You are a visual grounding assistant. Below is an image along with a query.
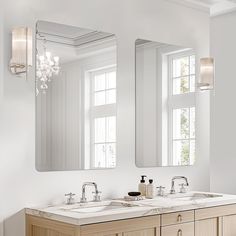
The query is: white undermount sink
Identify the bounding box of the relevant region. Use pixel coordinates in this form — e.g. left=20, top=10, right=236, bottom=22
left=61, top=201, right=139, bottom=214
left=167, top=192, right=223, bottom=201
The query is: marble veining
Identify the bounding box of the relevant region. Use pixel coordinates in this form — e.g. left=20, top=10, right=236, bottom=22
left=25, top=192, right=236, bottom=226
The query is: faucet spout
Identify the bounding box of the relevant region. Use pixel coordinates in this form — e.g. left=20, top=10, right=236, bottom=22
left=81, top=182, right=101, bottom=203
left=170, top=176, right=189, bottom=194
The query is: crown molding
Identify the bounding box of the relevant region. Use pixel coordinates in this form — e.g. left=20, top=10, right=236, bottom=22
left=168, top=0, right=236, bottom=17
left=167, top=0, right=236, bottom=16
left=211, top=1, right=236, bottom=16
left=166, top=0, right=210, bottom=13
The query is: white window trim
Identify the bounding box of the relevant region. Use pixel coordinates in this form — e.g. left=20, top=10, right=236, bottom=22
left=167, top=50, right=196, bottom=166
left=89, top=67, right=117, bottom=169
left=78, top=52, right=116, bottom=169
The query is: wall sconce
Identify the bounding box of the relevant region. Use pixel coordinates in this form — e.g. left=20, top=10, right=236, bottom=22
left=9, top=27, right=32, bottom=76
left=198, top=57, right=215, bottom=91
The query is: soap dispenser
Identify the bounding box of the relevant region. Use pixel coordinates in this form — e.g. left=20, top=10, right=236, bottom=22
left=146, top=179, right=155, bottom=199
left=138, top=175, right=147, bottom=196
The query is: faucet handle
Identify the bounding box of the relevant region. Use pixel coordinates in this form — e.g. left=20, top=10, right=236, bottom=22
left=179, top=183, right=188, bottom=193
left=65, top=192, right=76, bottom=205
left=156, top=186, right=166, bottom=196
left=92, top=191, right=102, bottom=202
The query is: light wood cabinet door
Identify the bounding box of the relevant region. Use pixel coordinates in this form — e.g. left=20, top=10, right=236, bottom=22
left=85, top=228, right=158, bottom=236
left=31, top=225, right=73, bottom=236
left=223, top=214, right=236, bottom=236
left=123, top=228, right=157, bottom=236
left=89, top=234, right=122, bottom=236
left=161, top=222, right=194, bottom=236
left=26, top=215, right=80, bottom=236
left=87, top=229, right=158, bottom=236
left=195, top=218, right=221, bottom=236
left=81, top=215, right=160, bottom=236
left=27, top=215, right=160, bottom=236
left=122, top=228, right=159, bottom=236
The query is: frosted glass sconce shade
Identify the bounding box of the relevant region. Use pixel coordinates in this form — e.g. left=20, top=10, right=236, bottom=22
left=9, top=27, right=32, bottom=75
left=198, top=57, right=215, bottom=90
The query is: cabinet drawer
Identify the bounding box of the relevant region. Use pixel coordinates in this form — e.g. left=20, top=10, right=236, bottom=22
left=161, top=222, right=194, bottom=236
left=195, top=204, right=236, bottom=220
left=161, top=211, right=194, bottom=226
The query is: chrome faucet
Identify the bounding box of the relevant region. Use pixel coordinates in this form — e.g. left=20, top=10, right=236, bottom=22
left=65, top=192, right=76, bottom=205
left=170, top=176, right=189, bottom=194
left=80, top=182, right=101, bottom=203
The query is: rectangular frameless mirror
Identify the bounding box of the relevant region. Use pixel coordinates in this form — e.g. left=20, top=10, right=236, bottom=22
left=135, top=39, right=196, bottom=167
left=36, top=21, right=117, bottom=171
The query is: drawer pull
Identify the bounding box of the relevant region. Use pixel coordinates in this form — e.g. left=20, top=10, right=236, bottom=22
left=177, top=214, right=182, bottom=222
left=178, top=229, right=182, bottom=236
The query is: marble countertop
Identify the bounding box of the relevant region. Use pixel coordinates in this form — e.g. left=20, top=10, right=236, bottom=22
left=25, top=192, right=236, bottom=226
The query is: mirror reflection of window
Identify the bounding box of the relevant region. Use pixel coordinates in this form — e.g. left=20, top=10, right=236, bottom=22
left=135, top=39, right=196, bottom=167
left=90, top=68, right=116, bottom=169
left=169, top=53, right=196, bottom=166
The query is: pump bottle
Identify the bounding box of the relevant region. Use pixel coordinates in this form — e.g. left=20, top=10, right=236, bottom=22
left=138, top=175, right=147, bottom=196
left=146, top=179, right=155, bottom=199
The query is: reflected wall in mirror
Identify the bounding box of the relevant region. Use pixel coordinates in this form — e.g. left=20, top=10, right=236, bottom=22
left=135, top=39, right=196, bottom=167
left=36, top=21, right=117, bottom=171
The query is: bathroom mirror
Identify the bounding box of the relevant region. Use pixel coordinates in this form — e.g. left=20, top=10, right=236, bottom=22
left=36, top=21, right=117, bottom=171
left=135, top=39, right=196, bottom=167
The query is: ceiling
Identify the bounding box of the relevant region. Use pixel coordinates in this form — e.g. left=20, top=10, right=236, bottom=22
left=170, top=0, right=236, bottom=16
left=37, top=21, right=114, bottom=46
left=36, top=21, right=116, bottom=64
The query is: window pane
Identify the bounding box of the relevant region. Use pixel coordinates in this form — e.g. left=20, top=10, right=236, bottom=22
left=95, top=118, right=105, bottom=143
left=190, top=107, right=195, bottom=138
left=106, top=143, right=116, bottom=168
left=106, top=89, right=116, bottom=104
left=173, top=57, right=189, bottom=78
left=181, top=140, right=190, bottom=165
left=106, top=116, right=116, bottom=142
left=173, top=78, right=181, bottom=95
left=94, top=91, right=106, bottom=106
left=173, top=77, right=189, bottom=95
left=190, top=75, right=195, bottom=92
left=94, top=144, right=106, bottom=168
left=170, top=54, right=196, bottom=166
left=94, top=73, right=106, bottom=91
left=190, top=55, right=195, bottom=75
left=190, top=140, right=195, bottom=165
left=173, top=140, right=190, bottom=165
left=107, top=71, right=116, bottom=89
left=173, top=108, right=189, bottom=139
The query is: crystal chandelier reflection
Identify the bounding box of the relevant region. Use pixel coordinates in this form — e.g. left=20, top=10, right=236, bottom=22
left=36, top=38, right=60, bottom=95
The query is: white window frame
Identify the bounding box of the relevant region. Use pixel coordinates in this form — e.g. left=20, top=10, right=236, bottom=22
left=167, top=50, right=196, bottom=166
left=89, top=67, right=116, bottom=169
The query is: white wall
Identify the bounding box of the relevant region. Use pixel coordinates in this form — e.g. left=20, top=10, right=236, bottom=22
left=36, top=61, right=83, bottom=171
left=210, top=12, right=236, bottom=194
left=0, top=1, right=210, bottom=236
left=136, top=44, right=159, bottom=167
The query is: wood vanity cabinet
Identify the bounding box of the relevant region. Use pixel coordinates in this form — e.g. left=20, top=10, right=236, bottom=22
left=26, top=215, right=80, bottom=236
left=80, top=215, right=160, bottom=236
left=26, top=215, right=160, bottom=236
left=195, top=218, right=220, bottom=236
left=223, top=214, right=236, bottom=236
left=195, top=204, right=236, bottom=236
left=26, top=204, right=236, bottom=236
